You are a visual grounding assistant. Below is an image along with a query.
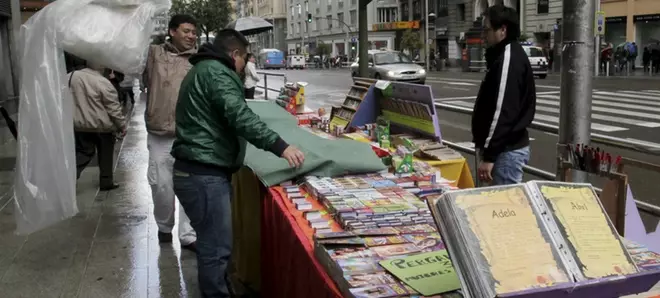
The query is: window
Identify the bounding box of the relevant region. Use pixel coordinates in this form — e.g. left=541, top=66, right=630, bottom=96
left=305, top=0, right=308, bottom=12
left=373, top=52, right=412, bottom=65
left=338, top=12, right=344, bottom=25
left=338, top=0, right=343, bottom=9
left=314, top=17, right=320, bottom=30
left=295, top=22, right=299, bottom=34
left=303, top=21, right=307, bottom=33
left=350, top=10, right=357, bottom=25
left=327, top=15, right=333, bottom=29
left=377, top=7, right=397, bottom=23
left=351, top=0, right=356, bottom=6
left=290, top=5, right=294, bottom=17
left=437, top=0, right=448, bottom=17
left=524, top=47, right=545, bottom=57
left=290, top=23, right=295, bottom=35
left=537, top=0, right=549, bottom=14
left=457, top=4, right=466, bottom=21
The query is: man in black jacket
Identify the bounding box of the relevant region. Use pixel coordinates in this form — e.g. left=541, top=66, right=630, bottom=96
left=472, top=5, right=536, bottom=185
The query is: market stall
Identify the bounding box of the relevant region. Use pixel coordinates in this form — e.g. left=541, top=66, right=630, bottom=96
left=229, top=79, right=660, bottom=298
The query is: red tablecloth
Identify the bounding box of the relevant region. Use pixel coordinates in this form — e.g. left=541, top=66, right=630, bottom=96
left=261, top=188, right=343, bottom=298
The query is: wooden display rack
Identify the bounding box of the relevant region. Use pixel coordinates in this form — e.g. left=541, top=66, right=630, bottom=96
left=556, top=144, right=628, bottom=235
left=328, top=77, right=375, bottom=131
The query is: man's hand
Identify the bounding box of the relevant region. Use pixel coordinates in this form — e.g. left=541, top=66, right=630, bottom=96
left=281, top=146, right=305, bottom=168
left=478, top=162, right=494, bottom=183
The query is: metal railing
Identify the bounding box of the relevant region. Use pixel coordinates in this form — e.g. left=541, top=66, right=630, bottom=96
left=436, top=102, right=660, bottom=216
left=255, top=71, right=287, bottom=100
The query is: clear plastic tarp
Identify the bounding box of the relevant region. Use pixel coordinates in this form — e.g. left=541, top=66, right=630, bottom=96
left=14, top=0, right=170, bottom=234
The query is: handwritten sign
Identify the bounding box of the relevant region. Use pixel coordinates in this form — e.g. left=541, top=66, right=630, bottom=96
left=379, top=250, right=461, bottom=296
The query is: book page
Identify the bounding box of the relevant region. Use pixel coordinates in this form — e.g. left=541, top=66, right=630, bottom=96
left=541, top=185, right=637, bottom=278
left=455, top=187, right=569, bottom=294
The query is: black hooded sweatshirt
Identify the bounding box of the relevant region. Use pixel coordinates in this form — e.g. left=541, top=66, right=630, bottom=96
left=472, top=39, right=536, bottom=162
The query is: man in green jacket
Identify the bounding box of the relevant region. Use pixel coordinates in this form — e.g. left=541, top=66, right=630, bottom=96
left=171, top=29, right=304, bottom=297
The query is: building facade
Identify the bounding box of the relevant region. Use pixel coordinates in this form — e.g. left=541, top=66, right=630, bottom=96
left=447, top=0, right=521, bottom=65
left=601, top=0, right=660, bottom=48
left=285, top=0, right=398, bottom=58
left=243, top=0, right=288, bottom=54
left=523, top=0, right=559, bottom=47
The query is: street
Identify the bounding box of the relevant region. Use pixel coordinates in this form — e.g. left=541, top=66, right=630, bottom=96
left=258, top=68, right=660, bottom=229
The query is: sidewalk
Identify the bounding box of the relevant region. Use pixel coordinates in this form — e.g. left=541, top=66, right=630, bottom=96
left=0, top=97, right=198, bottom=297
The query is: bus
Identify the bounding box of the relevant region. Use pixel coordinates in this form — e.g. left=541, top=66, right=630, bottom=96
left=258, top=49, right=285, bottom=69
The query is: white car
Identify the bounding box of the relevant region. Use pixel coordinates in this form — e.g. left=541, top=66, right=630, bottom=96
left=523, top=45, right=549, bottom=79
left=350, top=50, right=426, bottom=84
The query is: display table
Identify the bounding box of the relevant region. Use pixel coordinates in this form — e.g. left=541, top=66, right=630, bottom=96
left=261, top=187, right=343, bottom=298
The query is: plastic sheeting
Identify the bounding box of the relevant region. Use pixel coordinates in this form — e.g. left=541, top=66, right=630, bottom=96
left=14, top=0, right=170, bottom=234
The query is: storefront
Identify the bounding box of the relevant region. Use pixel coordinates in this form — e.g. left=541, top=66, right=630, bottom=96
left=635, top=14, right=660, bottom=47
left=605, top=16, right=627, bottom=47
left=0, top=0, right=18, bottom=145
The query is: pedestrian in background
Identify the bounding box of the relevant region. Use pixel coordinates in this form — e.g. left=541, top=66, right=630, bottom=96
left=472, top=5, right=536, bottom=186
left=171, top=29, right=304, bottom=297
left=643, top=47, right=651, bottom=73
left=244, top=53, right=259, bottom=99
left=143, top=14, right=198, bottom=251
left=69, top=62, right=126, bottom=190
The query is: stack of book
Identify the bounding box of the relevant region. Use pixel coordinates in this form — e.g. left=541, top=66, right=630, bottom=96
left=429, top=181, right=656, bottom=297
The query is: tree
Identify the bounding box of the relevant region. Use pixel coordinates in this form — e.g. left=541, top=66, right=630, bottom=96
left=400, top=29, right=423, bottom=56
left=170, top=0, right=232, bottom=42
left=316, top=41, right=332, bottom=58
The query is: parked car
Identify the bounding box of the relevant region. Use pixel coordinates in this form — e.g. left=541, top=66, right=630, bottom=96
left=350, top=50, right=426, bottom=84
left=522, top=44, right=549, bottom=79
left=286, top=55, right=306, bottom=69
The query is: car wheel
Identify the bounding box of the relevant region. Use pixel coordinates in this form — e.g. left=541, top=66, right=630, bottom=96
left=539, top=74, right=547, bottom=79
left=374, top=73, right=381, bottom=79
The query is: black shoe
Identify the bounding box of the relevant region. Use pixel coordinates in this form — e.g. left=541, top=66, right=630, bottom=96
left=182, top=242, right=197, bottom=253
left=158, top=232, right=173, bottom=243
left=99, top=183, right=120, bottom=191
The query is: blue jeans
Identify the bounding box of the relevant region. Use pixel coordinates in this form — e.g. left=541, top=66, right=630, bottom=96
left=491, top=146, right=530, bottom=186
left=172, top=170, right=233, bottom=298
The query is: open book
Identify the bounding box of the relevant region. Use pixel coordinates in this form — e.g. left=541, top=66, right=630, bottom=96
left=428, top=181, right=658, bottom=298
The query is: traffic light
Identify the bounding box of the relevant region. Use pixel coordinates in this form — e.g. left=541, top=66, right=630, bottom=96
left=307, top=13, right=312, bottom=23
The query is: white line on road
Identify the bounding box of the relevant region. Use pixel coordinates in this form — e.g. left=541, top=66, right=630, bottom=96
left=536, top=96, right=660, bottom=123
left=624, top=138, right=660, bottom=149
left=593, top=95, right=660, bottom=107
left=539, top=95, right=660, bottom=113
left=536, top=85, right=561, bottom=89
left=621, top=90, right=660, bottom=97
left=446, top=100, right=629, bottom=132
left=594, top=91, right=660, bottom=101
left=644, top=90, right=660, bottom=94
left=435, top=96, right=477, bottom=101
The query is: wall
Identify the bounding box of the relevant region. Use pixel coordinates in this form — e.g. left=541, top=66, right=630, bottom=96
left=524, top=0, right=561, bottom=45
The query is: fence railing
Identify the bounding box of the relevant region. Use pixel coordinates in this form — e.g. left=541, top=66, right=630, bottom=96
left=435, top=102, right=660, bottom=217
left=255, top=71, right=287, bottom=100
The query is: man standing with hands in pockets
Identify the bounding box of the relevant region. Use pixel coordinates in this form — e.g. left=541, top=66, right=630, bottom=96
left=472, top=5, right=536, bottom=186
left=143, top=14, right=199, bottom=251
left=171, top=29, right=304, bottom=297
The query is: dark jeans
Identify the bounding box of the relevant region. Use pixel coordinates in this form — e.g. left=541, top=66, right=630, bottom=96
left=75, top=131, right=115, bottom=187
left=244, top=87, right=256, bottom=99
left=172, top=170, right=233, bottom=298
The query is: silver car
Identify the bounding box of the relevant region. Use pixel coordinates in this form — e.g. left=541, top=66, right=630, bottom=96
left=351, top=50, right=427, bottom=84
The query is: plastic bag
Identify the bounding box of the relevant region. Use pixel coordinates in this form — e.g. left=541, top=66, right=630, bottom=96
left=14, top=0, right=170, bottom=235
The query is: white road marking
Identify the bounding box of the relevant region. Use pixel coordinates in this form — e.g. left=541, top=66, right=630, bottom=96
left=644, top=90, right=660, bottom=94
left=621, top=90, right=660, bottom=97
left=536, top=85, right=561, bottom=89
left=435, top=96, right=477, bottom=101
left=446, top=100, right=628, bottom=132
left=536, top=96, right=660, bottom=122
left=594, top=91, right=660, bottom=101
left=539, top=95, right=660, bottom=113
left=593, top=95, right=660, bottom=107
left=624, top=138, right=660, bottom=150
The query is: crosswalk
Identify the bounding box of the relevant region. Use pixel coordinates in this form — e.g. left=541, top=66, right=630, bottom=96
left=437, top=89, right=660, bottom=133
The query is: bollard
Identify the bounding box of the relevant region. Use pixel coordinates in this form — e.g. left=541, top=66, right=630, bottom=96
left=264, top=75, right=268, bottom=101
left=606, top=61, right=610, bottom=77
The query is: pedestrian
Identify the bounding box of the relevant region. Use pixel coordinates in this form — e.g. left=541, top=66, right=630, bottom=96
left=652, top=45, right=660, bottom=74
left=472, top=5, right=535, bottom=186
left=68, top=62, right=126, bottom=190
left=171, top=29, right=305, bottom=297
left=244, top=53, right=259, bottom=99
left=143, top=14, right=198, bottom=251
left=632, top=42, right=638, bottom=71
left=119, top=74, right=136, bottom=106
left=643, top=47, right=651, bottom=73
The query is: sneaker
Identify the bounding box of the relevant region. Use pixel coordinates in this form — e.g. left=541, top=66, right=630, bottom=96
left=99, top=183, right=120, bottom=191
left=182, top=242, right=197, bottom=254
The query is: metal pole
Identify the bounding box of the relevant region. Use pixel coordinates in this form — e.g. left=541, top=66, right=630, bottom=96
left=264, top=75, right=268, bottom=100
left=594, top=1, right=600, bottom=77
left=424, top=0, right=429, bottom=71
left=558, top=0, right=595, bottom=183
left=358, top=0, right=369, bottom=77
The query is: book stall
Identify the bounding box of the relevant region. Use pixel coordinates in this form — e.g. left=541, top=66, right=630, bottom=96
left=230, top=79, right=660, bottom=298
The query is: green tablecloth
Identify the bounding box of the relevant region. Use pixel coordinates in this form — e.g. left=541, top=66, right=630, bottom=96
left=244, top=102, right=386, bottom=186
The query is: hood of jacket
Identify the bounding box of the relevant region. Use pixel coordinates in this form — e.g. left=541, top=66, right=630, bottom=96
left=163, top=41, right=198, bottom=56
left=189, top=43, right=236, bottom=72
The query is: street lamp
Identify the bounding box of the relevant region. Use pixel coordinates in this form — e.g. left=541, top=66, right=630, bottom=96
left=425, top=12, right=435, bottom=71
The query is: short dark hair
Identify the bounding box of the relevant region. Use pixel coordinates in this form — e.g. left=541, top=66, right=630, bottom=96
left=484, top=5, right=520, bottom=41
left=168, top=14, right=197, bottom=32
left=246, top=53, right=254, bottom=60
left=212, top=29, right=250, bottom=54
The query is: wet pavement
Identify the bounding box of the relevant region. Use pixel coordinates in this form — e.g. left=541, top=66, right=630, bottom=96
left=0, top=97, right=199, bottom=298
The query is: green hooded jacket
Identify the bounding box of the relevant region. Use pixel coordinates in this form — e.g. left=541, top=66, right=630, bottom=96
left=171, top=44, right=289, bottom=174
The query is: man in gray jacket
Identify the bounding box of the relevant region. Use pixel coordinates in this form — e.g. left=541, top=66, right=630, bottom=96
left=69, top=62, right=126, bottom=190
left=143, top=14, right=198, bottom=251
